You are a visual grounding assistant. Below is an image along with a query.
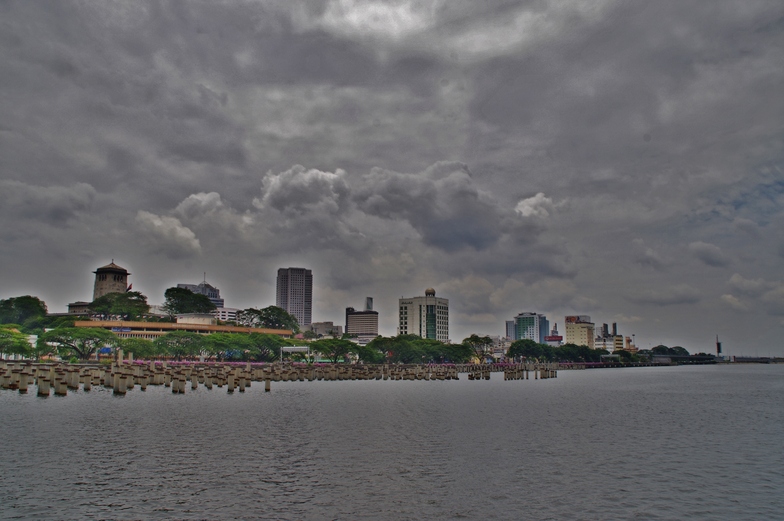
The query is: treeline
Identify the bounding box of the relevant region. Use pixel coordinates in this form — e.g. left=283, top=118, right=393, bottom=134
left=508, top=338, right=612, bottom=362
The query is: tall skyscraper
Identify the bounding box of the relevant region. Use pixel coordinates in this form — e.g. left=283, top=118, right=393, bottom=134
left=398, top=288, right=449, bottom=342
left=93, top=261, right=130, bottom=300
left=276, top=267, right=312, bottom=328
left=346, top=297, right=379, bottom=345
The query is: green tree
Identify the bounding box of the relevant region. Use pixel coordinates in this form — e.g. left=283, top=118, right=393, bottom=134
left=154, top=331, right=206, bottom=361
left=508, top=338, right=546, bottom=360
left=204, top=333, right=253, bottom=361
left=236, top=306, right=300, bottom=332
left=462, top=334, right=494, bottom=363
left=21, top=315, right=75, bottom=335
left=162, top=287, right=217, bottom=318
left=247, top=333, right=284, bottom=362
left=311, top=338, right=356, bottom=363
left=0, top=296, right=48, bottom=325
left=0, top=325, right=32, bottom=358
left=440, top=342, right=474, bottom=363
left=120, top=337, right=160, bottom=360
left=38, top=327, right=118, bottom=361
left=354, top=342, right=385, bottom=364
left=89, top=291, right=150, bottom=320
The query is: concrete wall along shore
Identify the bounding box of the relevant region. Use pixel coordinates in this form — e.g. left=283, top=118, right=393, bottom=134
left=0, top=360, right=558, bottom=396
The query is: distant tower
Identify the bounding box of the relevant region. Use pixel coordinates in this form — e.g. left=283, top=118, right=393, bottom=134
left=93, top=261, right=130, bottom=300
left=276, top=267, right=313, bottom=328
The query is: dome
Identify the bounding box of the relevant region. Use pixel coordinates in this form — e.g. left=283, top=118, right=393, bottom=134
left=425, top=288, right=436, bottom=297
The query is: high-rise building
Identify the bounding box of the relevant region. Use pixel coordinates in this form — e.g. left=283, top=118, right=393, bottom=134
left=93, top=261, right=130, bottom=300
left=505, top=320, right=516, bottom=340
left=398, top=288, right=449, bottom=343
left=177, top=279, right=225, bottom=308
left=513, top=312, right=549, bottom=343
left=346, top=297, right=379, bottom=345
left=565, top=315, right=595, bottom=348
left=276, top=267, right=312, bottom=328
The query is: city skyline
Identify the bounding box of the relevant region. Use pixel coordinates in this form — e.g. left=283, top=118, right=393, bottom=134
left=1, top=2, right=783, bottom=355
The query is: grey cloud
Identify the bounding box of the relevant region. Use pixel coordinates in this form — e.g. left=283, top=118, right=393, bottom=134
left=353, top=162, right=511, bottom=251
left=0, top=180, right=96, bottom=226
left=732, top=218, right=761, bottom=238
left=688, top=241, right=730, bottom=267
left=626, top=284, right=701, bottom=306
left=256, top=165, right=351, bottom=216
left=728, top=273, right=772, bottom=297
left=632, top=239, right=668, bottom=270
left=2, top=1, right=784, bottom=352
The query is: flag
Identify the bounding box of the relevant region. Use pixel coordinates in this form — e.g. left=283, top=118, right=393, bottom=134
left=126, top=283, right=133, bottom=292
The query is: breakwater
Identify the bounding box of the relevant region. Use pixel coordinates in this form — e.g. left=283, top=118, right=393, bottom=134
left=0, top=359, right=558, bottom=396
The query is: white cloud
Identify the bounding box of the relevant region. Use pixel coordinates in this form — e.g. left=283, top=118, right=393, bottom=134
left=720, top=294, right=748, bottom=311
left=515, top=192, right=555, bottom=218
left=135, top=211, right=201, bottom=259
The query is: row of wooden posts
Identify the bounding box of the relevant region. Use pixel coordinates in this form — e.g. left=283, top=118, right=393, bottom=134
left=0, top=359, right=558, bottom=396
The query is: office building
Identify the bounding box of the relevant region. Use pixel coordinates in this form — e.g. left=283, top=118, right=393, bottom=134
left=565, top=315, right=595, bottom=348
left=310, top=321, right=343, bottom=337
left=346, top=297, right=379, bottom=345
left=398, top=288, right=449, bottom=343
left=213, top=307, right=239, bottom=322
left=513, top=312, right=549, bottom=343
left=177, top=279, right=225, bottom=308
left=276, top=267, right=313, bottom=328
left=505, top=320, right=516, bottom=340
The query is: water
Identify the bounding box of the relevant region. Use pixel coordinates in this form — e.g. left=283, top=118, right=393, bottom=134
left=1, top=364, right=782, bottom=520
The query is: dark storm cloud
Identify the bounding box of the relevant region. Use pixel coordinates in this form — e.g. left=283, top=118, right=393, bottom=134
left=354, top=162, right=507, bottom=251
left=0, top=180, right=96, bottom=226
left=1, top=0, right=783, bottom=351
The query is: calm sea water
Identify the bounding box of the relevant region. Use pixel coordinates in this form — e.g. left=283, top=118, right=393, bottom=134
left=1, top=364, right=782, bottom=520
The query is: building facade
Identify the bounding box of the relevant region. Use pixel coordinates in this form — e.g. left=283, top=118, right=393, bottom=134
left=93, top=262, right=130, bottom=300
left=398, top=288, right=449, bottom=343
left=564, top=315, right=595, bottom=348
left=346, top=306, right=379, bottom=345
left=177, top=280, right=225, bottom=308
left=213, top=307, right=239, bottom=322
left=505, top=320, right=516, bottom=340
left=310, top=321, right=343, bottom=337
left=276, top=267, right=313, bottom=328
left=513, top=312, right=549, bottom=343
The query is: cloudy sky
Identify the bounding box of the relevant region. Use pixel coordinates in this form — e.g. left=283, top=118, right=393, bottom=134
left=1, top=1, right=783, bottom=355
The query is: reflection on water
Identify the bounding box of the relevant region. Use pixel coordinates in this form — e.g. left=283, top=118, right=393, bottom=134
left=1, top=364, right=783, bottom=520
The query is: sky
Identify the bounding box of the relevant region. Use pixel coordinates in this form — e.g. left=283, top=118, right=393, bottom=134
left=1, top=0, right=783, bottom=355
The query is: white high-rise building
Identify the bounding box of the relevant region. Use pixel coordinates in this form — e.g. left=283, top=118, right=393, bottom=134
left=398, top=288, right=449, bottom=343
left=276, top=267, right=312, bottom=328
